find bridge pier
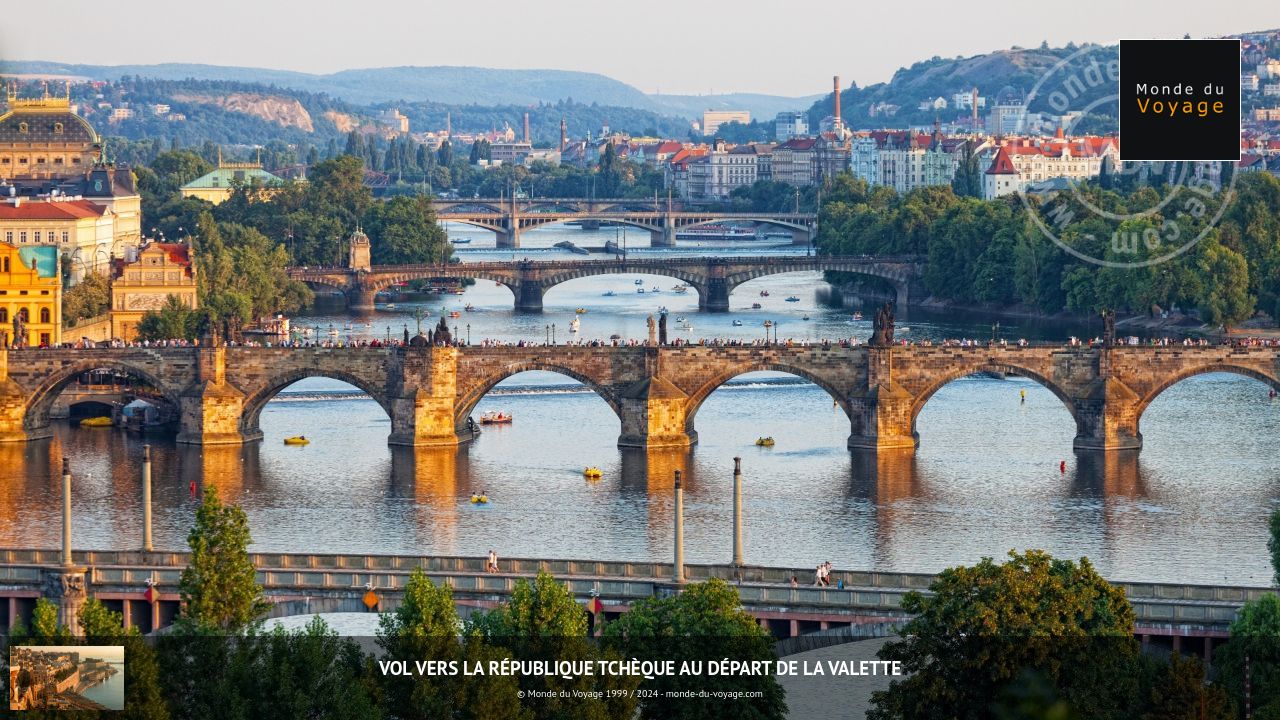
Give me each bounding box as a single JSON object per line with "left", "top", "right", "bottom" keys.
{"left": 389, "top": 347, "right": 470, "bottom": 447}
{"left": 346, "top": 287, "right": 378, "bottom": 311}
{"left": 176, "top": 346, "right": 249, "bottom": 446}
{"left": 514, "top": 283, "right": 545, "bottom": 313}
{"left": 1071, "top": 377, "right": 1143, "bottom": 452}
{"left": 651, "top": 225, "right": 677, "bottom": 248}
{"left": 496, "top": 226, "right": 521, "bottom": 249}
{"left": 845, "top": 380, "right": 918, "bottom": 451}
{"left": 618, "top": 377, "right": 697, "bottom": 449}
{"left": 698, "top": 279, "right": 731, "bottom": 312}
{"left": 791, "top": 228, "right": 813, "bottom": 246}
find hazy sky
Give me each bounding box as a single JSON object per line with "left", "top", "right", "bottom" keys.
{"left": 0, "top": 1, "right": 1275, "bottom": 96}
{"left": 21, "top": 645, "right": 125, "bottom": 663}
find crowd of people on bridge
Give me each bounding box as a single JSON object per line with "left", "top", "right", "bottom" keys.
{"left": 18, "top": 332, "right": 1280, "bottom": 352}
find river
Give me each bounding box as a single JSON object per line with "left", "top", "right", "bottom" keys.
{"left": 0, "top": 225, "right": 1276, "bottom": 587}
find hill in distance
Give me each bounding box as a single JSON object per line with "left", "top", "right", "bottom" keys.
{"left": 0, "top": 60, "right": 817, "bottom": 120}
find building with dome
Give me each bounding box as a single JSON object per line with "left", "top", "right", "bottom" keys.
{"left": 0, "top": 87, "right": 142, "bottom": 277}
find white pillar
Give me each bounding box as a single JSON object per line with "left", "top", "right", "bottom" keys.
{"left": 142, "top": 445, "right": 153, "bottom": 552}
{"left": 732, "top": 457, "right": 744, "bottom": 567}
{"left": 673, "top": 470, "right": 684, "bottom": 583}
{"left": 61, "top": 458, "right": 72, "bottom": 566}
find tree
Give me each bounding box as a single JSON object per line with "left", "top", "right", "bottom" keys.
{"left": 63, "top": 271, "right": 110, "bottom": 326}
{"left": 1270, "top": 508, "right": 1280, "bottom": 587}
{"left": 1195, "top": 237, "right": 1255, "bottom": 329}
{"left": 176, "top": 486, "right": 270, "bottom": 632}
{"left": 869, "top": 550, "right": 1141, "bottom": 720}
{"left": 79, "top": 598, "right": 171, "bottom": 720}
{"left": 136, "top": 295, "right": 202, "bottom": 341}
{"left": 1216, "top": 593, "right": 1280, "bottom": 716}
{"left": 951, "top": 142, "right": 983, "bottom": 198}
{"left": 362, "top": 195, "right": 451, "bottom": 265}
{"left": 378, "top": 569, "right": 529, "bottom": 720}
{"left": 604, "top": 578, "right": 787, "bottom": 720}
{"left": 1141, "top": 653, "right": 1231, "bottom": 720}
{"left": 467, "top": 571, "right": 638, "bottom": 720}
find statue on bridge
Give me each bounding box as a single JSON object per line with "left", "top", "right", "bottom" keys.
{"left": 658, "top": 314, "right": 668, "bottom": 346}
{"left": 1102, "top": 309, "right": 1116, "bottom": 347}
{"left": 11, "top": 311, "right": 27, "bottom": 349}
{"left": 434, "top": 317, "right": 453, "bottom": 346}
{"left": 647, "top": 315, "right": 657, "bottom": 346}
{"left": 870, "top": 302, "right": 895, "bottom": 346}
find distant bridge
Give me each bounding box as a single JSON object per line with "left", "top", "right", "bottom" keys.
{"left": 431, "top": 197, "right": 817, "bottom": 248}
{"left": 289, "top": 255, "right": 922, "bottom": 311}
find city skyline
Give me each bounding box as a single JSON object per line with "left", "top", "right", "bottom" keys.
{"left": 16, "top": 646, "right": 125, "bottom": 663}
{"left": 0, "top": 0, "right": 1275, "bottom": 97}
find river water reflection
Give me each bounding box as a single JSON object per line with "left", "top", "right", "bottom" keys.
{"left": 1, "top": 229, "right": 1276, "bottom": 586}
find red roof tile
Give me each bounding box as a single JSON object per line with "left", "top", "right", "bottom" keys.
{"left": 0, "top": 198, "right": 105, "bottom": 220}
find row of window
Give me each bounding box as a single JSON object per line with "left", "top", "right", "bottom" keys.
{"left": 4, "top": 230, "right": 71, "bottom": 244}
{"left": 0, "top": 290, "right": 52, "bottom": 295}
{"left": 0, "top": 307, "right": 52, "bottom": 323}
{"left": 0, "top": 156, "right": 80, "bottom": 165}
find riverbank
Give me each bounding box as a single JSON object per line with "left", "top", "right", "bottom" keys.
{"left": 829, "top": 281, "right": 1280, "bottom": 339}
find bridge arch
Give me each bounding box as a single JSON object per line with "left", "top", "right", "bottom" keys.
{"left": 682, "top": 363, "right": 852, "bottom": 434}
{"left": 239, "top": 369, "right": 394, "bottom": 441}
{"left": 23, "top": 359, "right": 181, "bottom": 432}
{"left": 908, "top": 363, "right": 1080, "bottom": 436}
{"left": 1135, "top": 363, "right": 1280, "bottom": 422}
{"left": 453, "top": 363, "right": 622, "bottom": 432}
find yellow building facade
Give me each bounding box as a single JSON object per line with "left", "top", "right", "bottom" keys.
{"left": 110, "top": 242, "right": 197, "bottom": 341}
{"left": 0, "top": 241, "right": 61, "bottom": 347}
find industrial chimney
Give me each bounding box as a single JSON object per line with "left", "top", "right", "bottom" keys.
{"left": 559, "top": 117, "right": 567, "bottom": 152}
{"left": 833, "top": 75, "right": 842, "bottom": 129}
{"left": 523, "top": 113, "right": 531, "bottom": 144}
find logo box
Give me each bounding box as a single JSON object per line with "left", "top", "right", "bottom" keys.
{"left": 1119, "top": 39, "right": 1241, "bottom": 162}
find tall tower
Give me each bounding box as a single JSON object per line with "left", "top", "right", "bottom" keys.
{"left": 971, "top": 87, "right": 979, "bottom": 130}
{"left": 559, "top": 117, "right": 567, "bottom": 152}
{"left": 832, "top": 75, "right": 842, "bottom": 131}
{"left": 348, "top": 228, "right": 371, "bottom": 271}
{"left": 445, "top": 112, "right": 452, "bottom": 137}
{"left": 523, "top": 113, "right": 531, "bottom": 144}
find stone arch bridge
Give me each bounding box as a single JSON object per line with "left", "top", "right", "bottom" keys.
{"left": 1, "top": 344, "right": 1276, "bottom": 453}
{"left": 289, "top": 255, "right": 922, "bottom": 312}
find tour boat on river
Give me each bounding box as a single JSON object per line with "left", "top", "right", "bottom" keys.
{"left": 480, "top": 411, "right": 513, "bottom": 424}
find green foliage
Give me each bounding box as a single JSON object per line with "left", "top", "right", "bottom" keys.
{"left": 603, "top": 578, "right": 787, "bottom": 720}
{"left": 376, "top": 569, "right": 529, "bottom": 720}
{"left": 868, "top": 550, "right": 1141, "bottom": 720}
{"left": 136, "top": 295, "right": 202, "bottom": 341}
{"left": 816, "top": 171, "right": 1280, "bottom": 325}
{"left": 363, "top": 195, "right": 450, "bottom": 265}
{"left": 63, "top": 272, "right": 110, "bottom": 326}
{"left": 1141, "top": 653, "right": 1231, "bottom": 720}
{"left": 1270, "top": 508, "right": 1280, "bottom": 586}
{"left": 190, "top": 212, "right": 312, "bottom": 335}
{"left": 78, "top": 598, "right": 171, "bottom": 720}
{"left": 467, "top": 571, "right": 639, "bottom": 720}
{"left": 1216, "top": 593, "right": 1280, "bottom": 716}
{"left": 176, "top": 486, "right": 270, "bottom": 632}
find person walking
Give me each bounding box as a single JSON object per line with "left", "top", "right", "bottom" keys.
{"left": 487, "top": 549, "right": 499, "bottom": 574}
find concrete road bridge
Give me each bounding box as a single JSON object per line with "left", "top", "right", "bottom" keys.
{"left": 430, "top": 197, "right": 817, "bottom": 249}
{"left": 1, "top": 344, "right": 1276, "bottom": 453}
{"left": 288, "top": 255, "right": 922, "bottom": 311}
{"left": 0, "top": 548, "right": 1255, "bottom": 655}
